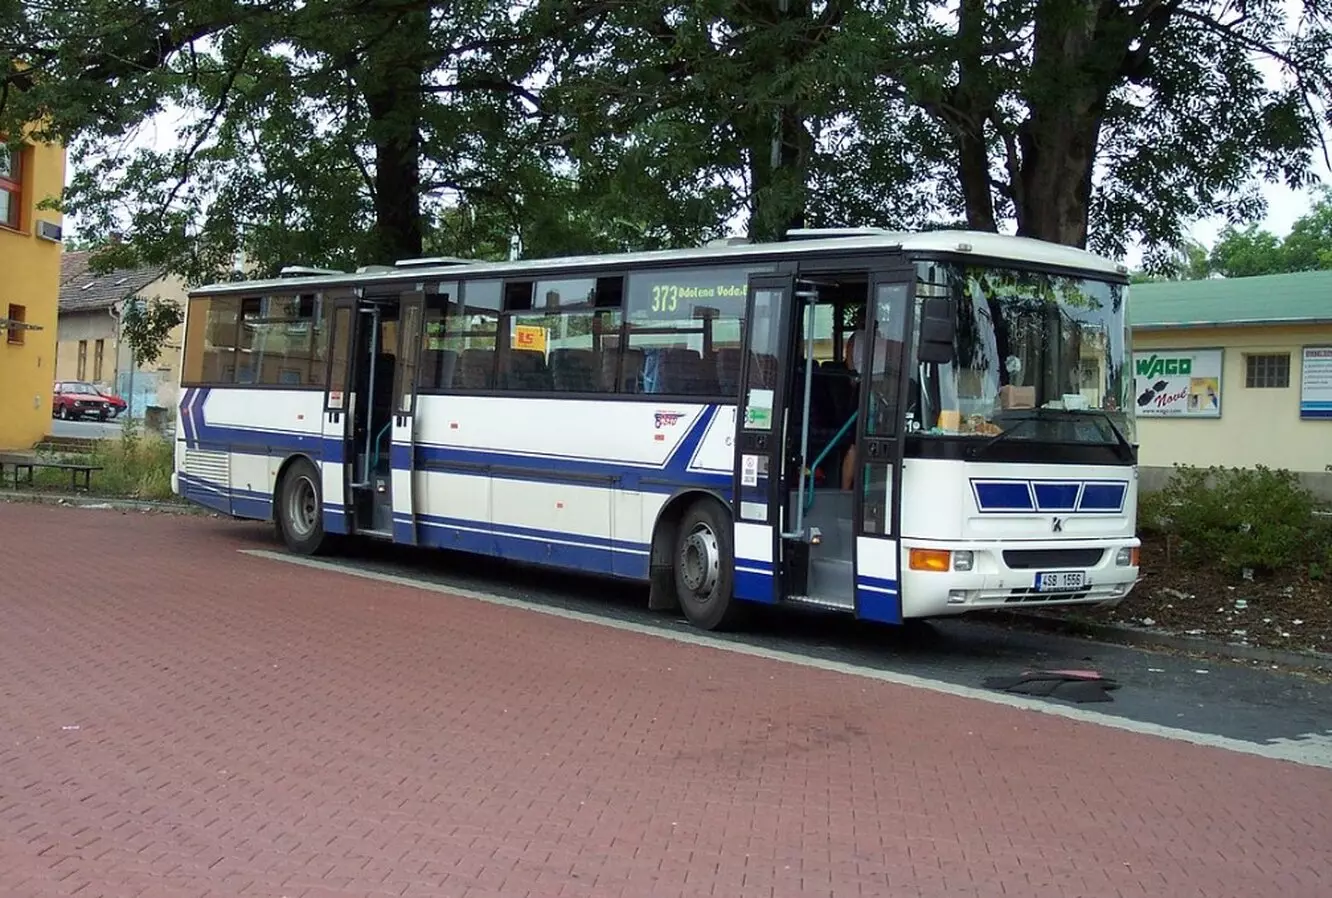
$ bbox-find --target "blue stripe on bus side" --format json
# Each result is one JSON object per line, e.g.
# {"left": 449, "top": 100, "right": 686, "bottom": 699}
{"left": 410, "top": 515, "right": 649, "bottom": 579}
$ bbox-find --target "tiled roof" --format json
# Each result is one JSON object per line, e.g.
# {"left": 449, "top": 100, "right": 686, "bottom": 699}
{"left": 59, "top": 251, "right": 166, "bottom": 313}
{"left": 1132, "top": 270, "right": 1332, "bottom": 329}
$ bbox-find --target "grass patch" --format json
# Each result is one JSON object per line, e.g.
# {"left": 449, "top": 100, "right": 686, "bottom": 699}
{"left": 30, "top": 423, "right": 176, "bottom": 501}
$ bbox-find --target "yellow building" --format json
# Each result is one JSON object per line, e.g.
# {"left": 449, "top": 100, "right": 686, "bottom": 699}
{"left": 1131, "top": 271, "right": 1332, "bottom": 498}
{"left": 0, "top": 134, "right": 65, "bottom": 450}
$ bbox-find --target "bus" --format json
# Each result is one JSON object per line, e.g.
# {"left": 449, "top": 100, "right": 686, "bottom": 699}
{"left": 173, "top": 228, "right": 1142, "bottom": 630}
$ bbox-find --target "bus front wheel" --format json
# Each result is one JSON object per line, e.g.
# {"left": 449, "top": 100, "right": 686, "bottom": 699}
{"left": 276, "top": 458, "right": 328, "bottom": 555}
{"left": 673, "top": 498, "right": 743, "bottom": 631}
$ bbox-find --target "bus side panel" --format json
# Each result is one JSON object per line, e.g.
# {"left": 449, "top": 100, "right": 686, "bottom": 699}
{"left": 177, "top": 387, "right": 328, "bottom": 521}
{"left": 176, "top": 387, "right": 232, "bottom": 516}
{"left": 408, "top": 396, "right": 732, "bottom": 580}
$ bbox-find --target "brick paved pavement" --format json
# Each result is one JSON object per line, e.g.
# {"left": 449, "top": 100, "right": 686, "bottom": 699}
{"left": 1, "top": 502, "right": 1329, "bottom": 898}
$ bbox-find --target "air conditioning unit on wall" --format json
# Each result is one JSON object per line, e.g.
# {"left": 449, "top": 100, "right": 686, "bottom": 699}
{"left": 35, "top": 219, "right": 62, "bottom": 242}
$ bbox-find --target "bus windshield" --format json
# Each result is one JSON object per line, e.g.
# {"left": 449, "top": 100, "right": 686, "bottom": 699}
{"left": 910, "top": 261, "right": 1135, "bottom": 459}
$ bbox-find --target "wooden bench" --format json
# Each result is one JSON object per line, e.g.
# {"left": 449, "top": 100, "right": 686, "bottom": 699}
{"left": 0, "top": 454, "right": 103, "bottom": 491}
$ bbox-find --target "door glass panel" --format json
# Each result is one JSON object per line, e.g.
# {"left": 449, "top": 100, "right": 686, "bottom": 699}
{"left": 862, "top": 283, "right": 909, "bottom": 437}
{"left": 396, "top": 297, "right": 423, "bottom": 413}
{"left": 862, "top": 461, "right": 893, "bottom": 535}
{"left": 327, "top": 305, "right": 353, "bottom": 408}
{"left": 741, "top": 289, "right": 781, "bottom": 430}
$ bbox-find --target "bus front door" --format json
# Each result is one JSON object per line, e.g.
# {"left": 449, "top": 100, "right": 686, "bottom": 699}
{"left": 731, "top": 273, "right": 795, "bottom": 604}
{"left": 851, "top": 273, "right": 913, "bottom": 624}
{"left": 389, "top": 290, "right": 425, "bottom": 545}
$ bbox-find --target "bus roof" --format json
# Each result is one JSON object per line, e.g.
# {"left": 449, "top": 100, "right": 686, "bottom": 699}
{"left": 190, "top": 229, "right": 1129, "bottom": 296}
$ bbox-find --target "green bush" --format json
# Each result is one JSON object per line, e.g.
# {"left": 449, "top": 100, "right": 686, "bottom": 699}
{"left": 1143, "top": 464, "right": 1323, "bottom": 575}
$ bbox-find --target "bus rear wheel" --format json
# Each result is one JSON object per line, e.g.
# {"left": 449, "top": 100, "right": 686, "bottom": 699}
{"left": 276, "top": 458, "right": 328, "bottom": 555}
{"left": 673, "top": 498, "right": 743, "bottom": 631}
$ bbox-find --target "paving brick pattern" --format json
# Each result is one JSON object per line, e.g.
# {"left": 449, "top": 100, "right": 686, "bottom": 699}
{"left": 1, "top": 502, "right": 1329, "bottom": 898}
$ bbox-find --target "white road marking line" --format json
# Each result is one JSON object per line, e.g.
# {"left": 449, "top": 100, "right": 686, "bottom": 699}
{"left": 240, "top": 548, "right": 1332, "bottom": 770}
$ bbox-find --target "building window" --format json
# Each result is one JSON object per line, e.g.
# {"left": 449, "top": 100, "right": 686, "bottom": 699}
{"left": 93, "top": 339, "right": 104, "bottom": 382}
{"left": 5, "top": 303, "right": 25, "bottom": 345}
{"left": 0, "top": 146, "right": 21, "bottom": 230}
{"left": 77, "top": 339, "right": 87, "bottom": 378}
{"left": 1245, "top": 353, "right": 1290, "bottom": 389}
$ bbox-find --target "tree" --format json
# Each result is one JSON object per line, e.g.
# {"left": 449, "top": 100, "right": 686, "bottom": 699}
{"left": 118, "top": 295, "right": 183, "bottom": 367}
{"left": 551, "top": 1, "right": 1332, "bottom": 261}
{"left": 1, "top": 0, "right": 582, "bottom": 281}
{"left": 1208, "top": 188, "right": 1332, "bottom": 277}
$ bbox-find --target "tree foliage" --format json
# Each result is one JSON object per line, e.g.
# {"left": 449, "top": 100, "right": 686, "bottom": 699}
{"left": 3, "top": 0, "right": 1331, "bottom": 281}
{"left": 1209, "top": 188, "right": 1332, "bottom": 277}
{"left": 119, "top": 295, "right": 184, "bottom": 367}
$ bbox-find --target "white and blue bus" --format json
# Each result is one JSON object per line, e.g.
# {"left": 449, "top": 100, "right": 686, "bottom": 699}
{"left": 174, "top": 229, "right": 1141, "bottom": 630}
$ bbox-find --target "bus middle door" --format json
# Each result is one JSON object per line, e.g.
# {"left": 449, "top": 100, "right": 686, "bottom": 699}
{"left": 320, "top": 292, "right": 358, "bottom": 534}
{"left": 731, "top": 273, "right": 795, "bottom": 604}
{"left": 389, "top": 289, "right": 425, "bottom": 545}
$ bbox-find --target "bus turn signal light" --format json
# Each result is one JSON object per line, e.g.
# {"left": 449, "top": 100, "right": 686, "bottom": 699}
{"left": 909, "top": 548, "right": 951, "bottom": 572}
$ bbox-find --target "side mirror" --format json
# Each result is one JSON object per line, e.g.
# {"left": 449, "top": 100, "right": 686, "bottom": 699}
{"left": 917, "top": 296, "right": 955, "bottom": 364}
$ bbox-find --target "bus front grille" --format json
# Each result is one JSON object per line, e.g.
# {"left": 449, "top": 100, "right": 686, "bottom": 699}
{"left": 1002, "top": 548, "right": 1105, "bottom": 569}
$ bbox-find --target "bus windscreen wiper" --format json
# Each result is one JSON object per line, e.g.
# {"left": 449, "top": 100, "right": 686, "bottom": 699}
{"left": 1062, "top": 409, "right": 1136, "bottom": 457}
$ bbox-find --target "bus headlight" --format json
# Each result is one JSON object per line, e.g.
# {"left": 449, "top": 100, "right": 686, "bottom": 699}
{"left": 952, "top": 551, "right": 974, "bottom": 572}
{"left": 1115, "top": 547, "right": 1139, "bottom": 567}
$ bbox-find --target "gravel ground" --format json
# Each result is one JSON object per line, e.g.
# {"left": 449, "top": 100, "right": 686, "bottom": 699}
{"left": 1073, "top": 534, "right": 1332, "bottom": 656}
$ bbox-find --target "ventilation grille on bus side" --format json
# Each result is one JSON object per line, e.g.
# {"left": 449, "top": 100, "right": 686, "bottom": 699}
{"left": 183, "top": 449, "right": 229, "bottom": 483}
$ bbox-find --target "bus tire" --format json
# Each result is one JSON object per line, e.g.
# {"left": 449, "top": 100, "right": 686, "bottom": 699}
{"left": 276, "top": 457, "right": 327, "bottom": 555}
{"left": 673, "top": 497, "right": 743, "bottom": 631}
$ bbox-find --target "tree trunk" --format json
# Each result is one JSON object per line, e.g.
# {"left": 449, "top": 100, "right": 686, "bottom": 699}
{"left": 743, "top": 0, "right": 814, "bottom": 243}
{"left": 359, "top": 14, "right": 428, "bottom": 263}
{"left": 1011, "top": 114, "right": 1101, "bottom": 247}
{"left": 747, "top": 105, "right": 813, "bottom": 242}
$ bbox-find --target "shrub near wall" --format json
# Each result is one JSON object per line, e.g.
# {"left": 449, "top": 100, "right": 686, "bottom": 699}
{"left": 1139, "top": 465, "right": 1332, "bottom": 578}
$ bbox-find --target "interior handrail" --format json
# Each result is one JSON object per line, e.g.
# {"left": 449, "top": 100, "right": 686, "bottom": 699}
{"left": 803, "top": 410, "right": 858, "bottom": 513}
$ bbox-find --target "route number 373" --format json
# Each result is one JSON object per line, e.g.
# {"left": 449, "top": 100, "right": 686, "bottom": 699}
{"left": 650, "top": 284, "right": 681, "bottom": 313}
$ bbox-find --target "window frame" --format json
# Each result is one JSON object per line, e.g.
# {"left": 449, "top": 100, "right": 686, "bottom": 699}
{"left": 182, "top": 292, "right": 330, "bottom": 389}
{"left": 0, "top": 144, "right": 22, "bottom": 230}
{"left": 5, "top": 303, "right": 26, "bottom": 345}
{"left": 1244, "top": 353, "right": 1291, "bottom": 390}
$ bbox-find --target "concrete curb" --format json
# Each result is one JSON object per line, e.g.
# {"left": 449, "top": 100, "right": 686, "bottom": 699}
{"left": 988, "top": 609, "right": 1332, "bottom": 670}
{"left": 0, "top": 490, "right": 213, "bottom": 516}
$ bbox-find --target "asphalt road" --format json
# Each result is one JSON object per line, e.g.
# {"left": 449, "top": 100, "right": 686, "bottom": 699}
{"left": 49, "top": 416, "right": 126, "bottom": 440}
{"left": 223, "top": 521, "right": 1332, "bottom": 761}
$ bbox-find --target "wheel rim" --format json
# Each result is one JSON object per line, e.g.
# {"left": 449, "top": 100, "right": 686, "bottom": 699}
{"left": 679, "top": 521, "right": 721, "bottom": 600}
{"left": 287, "top": 475, "right": 320, "bottom": 539}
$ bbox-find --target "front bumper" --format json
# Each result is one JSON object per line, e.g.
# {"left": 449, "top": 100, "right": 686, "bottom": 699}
{"left": 899, "top": 538, "right": 1141, "bottom": 618}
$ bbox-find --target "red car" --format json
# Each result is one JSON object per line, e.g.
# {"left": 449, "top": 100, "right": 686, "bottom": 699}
{"left": 52, "top": 381, "right": 117, "bottom": 420}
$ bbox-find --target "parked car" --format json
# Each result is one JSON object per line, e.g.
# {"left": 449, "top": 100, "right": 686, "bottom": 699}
{"left": 92, "top": 384, "right": 128, "bottom": 418}
{"left": 52, "top": 381, "right": 113, "bottom": 420}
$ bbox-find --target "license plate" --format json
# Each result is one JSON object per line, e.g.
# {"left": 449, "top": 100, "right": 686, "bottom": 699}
{"left": 1035, "top": 571, "right": 1087, "bottom": 592}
